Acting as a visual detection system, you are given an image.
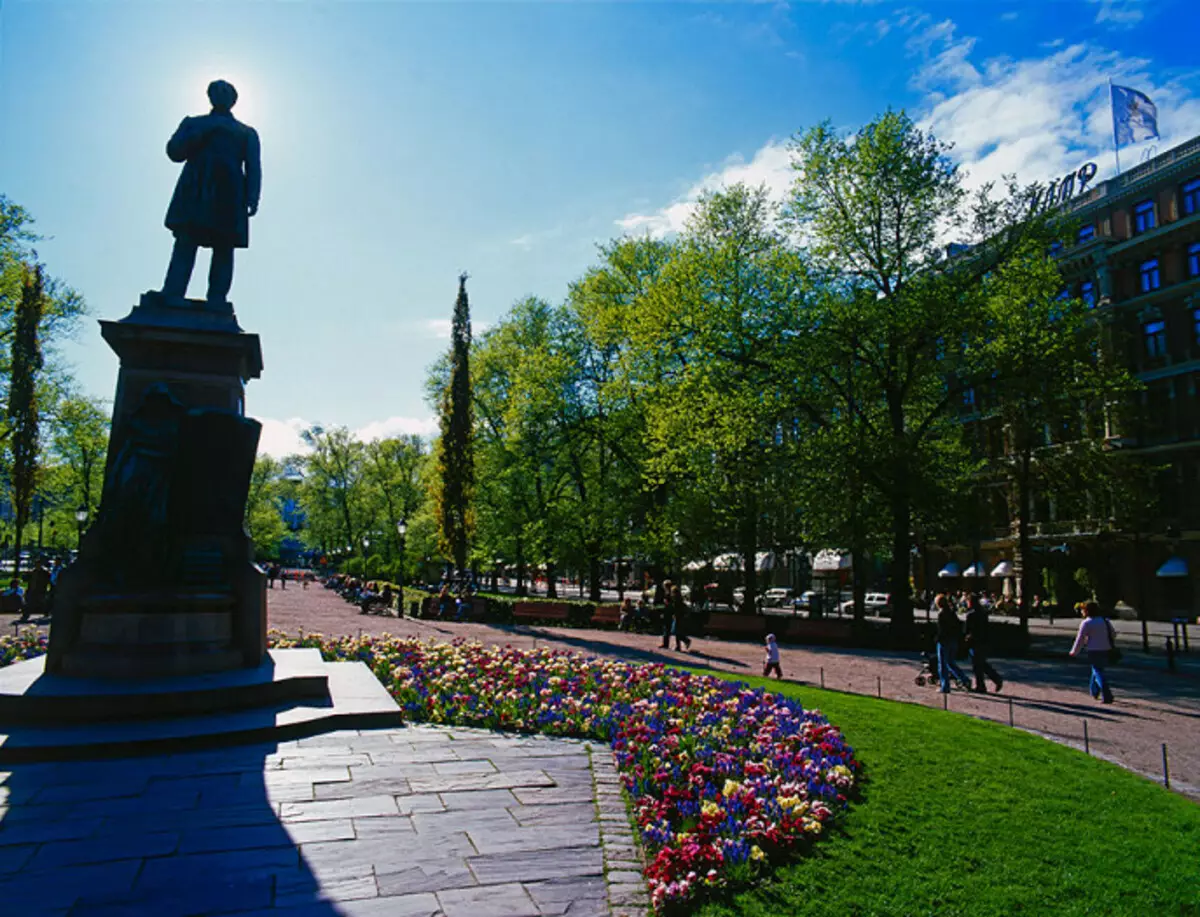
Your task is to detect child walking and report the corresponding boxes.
[763,634,783,678]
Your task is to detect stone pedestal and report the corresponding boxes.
[46,293,267,678]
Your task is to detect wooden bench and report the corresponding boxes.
[590,604,622,628]
[703,611,767,640]
[512,601,570,624]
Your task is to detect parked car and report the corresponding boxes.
[793,590,819,611]
[839,592,892,616]
[762,587,794,607]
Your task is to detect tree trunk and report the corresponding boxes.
[515,534,527,597]
[741,491,758,613]
[850,494,866,623]
[547,561,558,599]
[1017,451,1034,637]
[889,489,913,631]
[588,553,602,602]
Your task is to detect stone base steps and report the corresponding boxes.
[0,648,402,763]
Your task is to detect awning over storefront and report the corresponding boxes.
[707,552,778,572]
[937,562,960,578]
[1156,556,1189,578]
[990,560,1015,577]
[812,549,852,573]
[963,563,987,577]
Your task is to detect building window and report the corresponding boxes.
[1144,320,1167,359]
[1193,309,1200,348]
[1141,258,1161,293]
[1184,177,1200,216]
[1077,224,1096,243]
[1049,241,1063,257]
[1190,242,1200,277]
[963,387,977,411]
[1134,200,1156,234]
[1080,281,1096,307]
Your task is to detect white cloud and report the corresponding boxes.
[1091,0,1145,28]
[257,414,439,458]
[355,415,439,442]
[257,416,311,458]
[615,13,1200,243]
[912,36,1200,192]
[422,318,452,339]
[615,141,795,239]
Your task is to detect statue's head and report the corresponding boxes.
[207,79,238,113]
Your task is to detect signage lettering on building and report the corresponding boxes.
[1037,161,1099,210]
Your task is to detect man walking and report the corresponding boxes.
[964,594,1004,693]
[934,594,971,693]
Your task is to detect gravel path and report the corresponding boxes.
[268,584,1200,800]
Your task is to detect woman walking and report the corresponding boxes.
[1069,601,1116,704]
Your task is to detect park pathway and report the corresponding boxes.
[269,584,1200,800]
[0,724,643,917]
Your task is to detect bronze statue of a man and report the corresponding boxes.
[161,80,261,305]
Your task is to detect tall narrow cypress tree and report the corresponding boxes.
[435,273,475,574]
[8,264,45,578]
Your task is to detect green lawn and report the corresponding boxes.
[687,670,1200,917]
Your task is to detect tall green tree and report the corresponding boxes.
[245,455,288,557]
[787,110,1049,628]
[301,426,368,558]
[8,265,45,574]
[433,273,475,574]
[49,395,109,541]
[975,238,1140,623]
[629,185,812,610]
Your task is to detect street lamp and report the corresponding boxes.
[75,505,88,548]
[395,520,407,588]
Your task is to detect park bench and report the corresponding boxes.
[703,611,767,640]
[512,601,570,625]
[590,604,622,628]
[358,593,395,616]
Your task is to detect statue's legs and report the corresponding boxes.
[163,234,199,298]
[208,246,234,303]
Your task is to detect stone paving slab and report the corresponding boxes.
[0,725,645,915]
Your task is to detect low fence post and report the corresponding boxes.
[1083,720,1090,756]
[820,667,825,689]
[1008,697,1014,727]
[1163,743,1171,789]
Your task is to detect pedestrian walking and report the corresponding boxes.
[659,580,674,649]
[671,585,692,652]
[964,594,1003,693]
[1069,601,1116,704]
[934,593,971,693]
[763,633,782,678]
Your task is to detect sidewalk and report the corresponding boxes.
[269,588,1200,801]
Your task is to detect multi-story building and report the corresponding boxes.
[935,134,1200,620]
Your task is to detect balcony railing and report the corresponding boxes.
[1064,135,1200,214]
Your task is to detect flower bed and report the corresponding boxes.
[0,629,860,912]
[272,632,861,912]
[0,629,47,668]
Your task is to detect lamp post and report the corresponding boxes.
[395,519,407,589]
[75,505,88,549]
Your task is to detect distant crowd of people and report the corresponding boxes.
[3,557,65,623]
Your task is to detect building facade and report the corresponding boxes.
[933,134,1200,619]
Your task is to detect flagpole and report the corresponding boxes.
[1109,78,1123,176]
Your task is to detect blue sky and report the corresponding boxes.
[3,0,1198,456]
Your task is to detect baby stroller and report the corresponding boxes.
[914,650,972,690]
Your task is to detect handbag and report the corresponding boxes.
[1105,619,1122,665]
